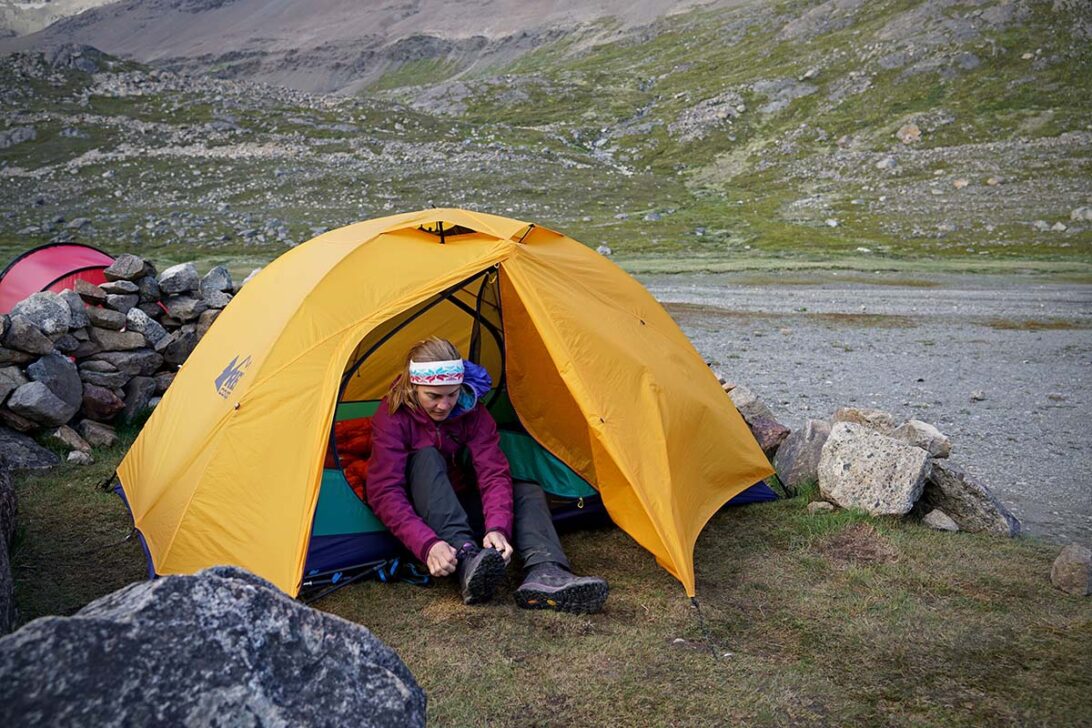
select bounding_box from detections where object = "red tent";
[0,243,114,313]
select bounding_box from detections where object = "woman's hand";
[483,531,513,564]
[426,541,459,577]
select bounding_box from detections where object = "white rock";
[818,422,930,516]
[922,509,959,532]
[892,419,951,458]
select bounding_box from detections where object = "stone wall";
[0,254,249,461]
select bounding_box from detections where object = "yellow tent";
[117,208,772,597]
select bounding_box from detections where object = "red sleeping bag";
[323,418,373,499]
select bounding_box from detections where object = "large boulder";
[892,419,951,458]
[922,461,1020,537]
[818,422,930,516]
[26,353,82,417]
[7,381,74,427]
[0,567,426,727]
[1050,544,1091,597]
[0,427,59,469]
[832,406,897,434]
[0,366,29,404]
[10,292,69,336]
[158,262,200,295]
[2,316,53,355]
[772,418,831,495]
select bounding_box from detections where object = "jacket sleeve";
[465,406,514,540]
[365,404,442,563]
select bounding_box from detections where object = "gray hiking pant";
[407,447,570,570]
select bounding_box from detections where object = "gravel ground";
[641,271,1092,546]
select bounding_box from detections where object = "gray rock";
[922,509,959,532]
[10,292,70,336]
[89,327,145,352]
[164,295,207,322]
[81,384,126,421]
[67,450,94,465]
[0,426,60,469]
[65,217,92,231]
[2,316,54,355]
[50,333,79,355]
[158,262,200,295]
[892,419,951,458]
[27,352,82,415]
[0,126,36,149]
[0,366,29,404]
[0,409,37,433]
[58,290,89,330]
[90,350,163,377]
[923,461,1020,537]
[79,368,130,389]
[807,500,835,514]
[0,566,425,726]
[728,384,775,423]
[74,279,107,305]
[153,371,175,394]
[196,309,221,338]
[103,254,151,282]
[1050,544,1091,596]
[50,425,90,453]
[0,316,5,340]
[875,156,898,170]
[0,348,33,366]
[747,415,790,458]
[122,376,157,422]
[7,381,72,427]
[105,293,139,313]
[99,280,140,295]
[1070,207,1092,222]
[135,276,160,304]
[832,406,897,434]
[71,339,102,359]
[202,290,233,310]
[77,420,117,448]
[970,389,986,402]
[200,266,233,295]
[773,419,831,495]
[162,330,198,367]
[125,308,168,348]
[87,306,127,331]
[818,422,930,516]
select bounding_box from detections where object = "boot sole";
[462,550,506,605]
[514,580,609,614]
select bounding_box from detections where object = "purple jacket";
[365,396,514,563]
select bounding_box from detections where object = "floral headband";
[408,358,464,385]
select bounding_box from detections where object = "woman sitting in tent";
[365,336,608,613]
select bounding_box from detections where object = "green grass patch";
[9,441,1091,726]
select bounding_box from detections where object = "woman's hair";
[387,336,461,414]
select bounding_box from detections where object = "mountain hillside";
[0,0,1088,271]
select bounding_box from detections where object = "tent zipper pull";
[577,497,584,509]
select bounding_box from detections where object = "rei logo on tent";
[215,355,251,399]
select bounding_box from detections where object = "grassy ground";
[9,442,1090,726]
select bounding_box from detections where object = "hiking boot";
[455,542,506,605]
[514,562,608,614]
